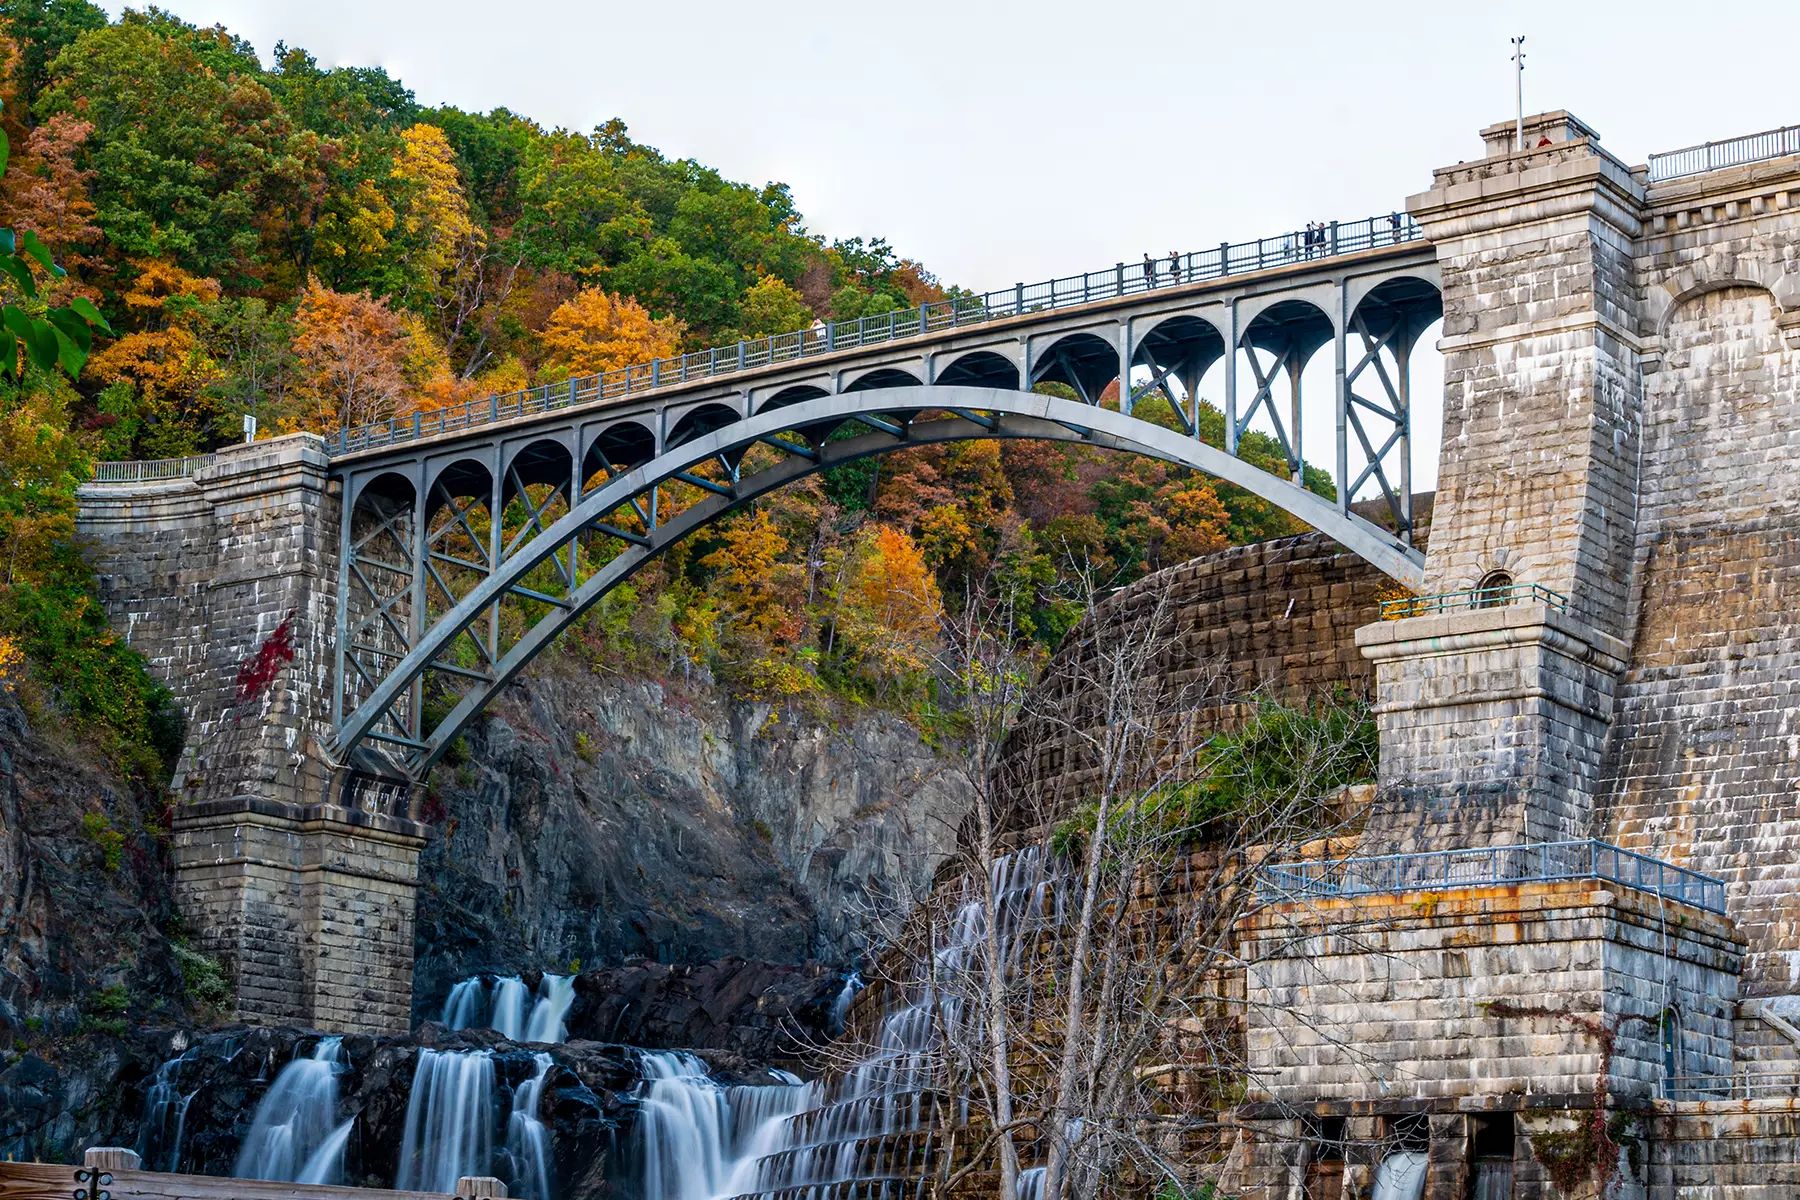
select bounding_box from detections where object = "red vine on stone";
[235,611,298,713]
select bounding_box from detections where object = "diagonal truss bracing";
[330,386,1427,783]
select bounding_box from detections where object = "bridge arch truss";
[329,244,1442,784]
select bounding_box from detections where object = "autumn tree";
[832,524,942,694]
[735,273,813,338]
[85,259,224,454]
[537,286,681,380]
[285,279,410,430]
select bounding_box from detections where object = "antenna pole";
[1511,36,1526,151]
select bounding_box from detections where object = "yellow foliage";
[0,634,22,687]
[393,123,480,293]
[699,509,798,643]
[539,288,683,380]
[313,176,396,267]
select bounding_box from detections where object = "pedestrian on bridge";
[1143,252,1158,287]
[1168,249,1181,283]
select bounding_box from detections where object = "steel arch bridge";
[328,217,1441,786]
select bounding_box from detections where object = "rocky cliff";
[412,660,967,1023]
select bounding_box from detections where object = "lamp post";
[1510,36,1527,152]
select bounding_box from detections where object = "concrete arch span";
[330,385,1426,783]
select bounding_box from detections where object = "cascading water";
[440,974,576,1044]
[444,978,486,1029]
[630,850,1058,1200]
[235,1038,355,1185]
[136,1045,204,1173]
[525,975,576,1044]
[502,1054,557,1200]
[492,977,531,1041]
[827,973,863,1036]
[396,1049,497,1194]
[630,1052,813,1200]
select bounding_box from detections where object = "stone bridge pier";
[77,437,424,1034]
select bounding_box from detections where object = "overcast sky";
[94,1,1797,493]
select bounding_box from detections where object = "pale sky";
[94,1,1799,494]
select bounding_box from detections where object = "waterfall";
[492,977,531,1041]
[502,1054,556,1200]
[630,850,1057,1199]
[439,974,574,1044]
[630,1051,815,1200]
[1018,1166,1047,1200]
[136,1046,202,1172]
[444,978,486,1029]
[235,1038,352,1185]
[525,975,576,1044]
[828,972,863,1035]
[397,1049,496,1194]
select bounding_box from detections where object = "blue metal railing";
[1258,839,1727,914]
[328,211,1425,456]
[89,455,216,484]
[1378,581,1569,620]
[1648,122,1800,182]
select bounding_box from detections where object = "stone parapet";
[170,793,426,1033]
[1356,603,1628,849]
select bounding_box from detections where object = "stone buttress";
[78,435,425,1034]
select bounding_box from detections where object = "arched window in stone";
[1660,1007,1685,1098]
[1473,569,1513,608]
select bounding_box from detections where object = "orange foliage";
[839,525,942,679]
[285,280,411,430]
[539,287,683,380]
[87,261,225,425]
[0,113,102,294]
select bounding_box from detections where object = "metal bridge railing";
[1258,839,1728,915]
[89,455,216,484]
[1647,122,1800,182]
[330,211,1425,456]
[1378,581,1569,620]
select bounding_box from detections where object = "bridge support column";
[79,434,427,1033]
[1359,111,1647,849]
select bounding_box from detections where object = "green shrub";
[81,811,125,870]
[173,942,231,1009]
[90,982,130,1014]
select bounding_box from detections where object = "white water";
[1373,1150,1429,1200]
[492,978,531,1041]
[633,1052,814,1200]
[235,1038,351,1185]
[525,975,576,1044]
[503,1054,556,1200]
[396,1049,496,1193]
[631,850,1058,1199]
[443,978,486,1029]
[137,1045,203,1173]
[441,974,576,1044]
[828,972,863,1036]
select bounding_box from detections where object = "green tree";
[0,0,106,108]
[37,15,305,286]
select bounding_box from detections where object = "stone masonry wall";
[77,435,341,808]
[1598,278,1800,995]
[995,516,1423,819]
[1240,880,1743,1110]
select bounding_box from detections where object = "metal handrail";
[89,455,216,484]
[329,212,1425,456]
[1648,122,1800,182]
[1665,1071,1800,1102]
[1379,581,1569,620]
[1258,839,1728,915]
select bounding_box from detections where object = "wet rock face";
[413,667,966,1022]
[565,959,842,1066]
